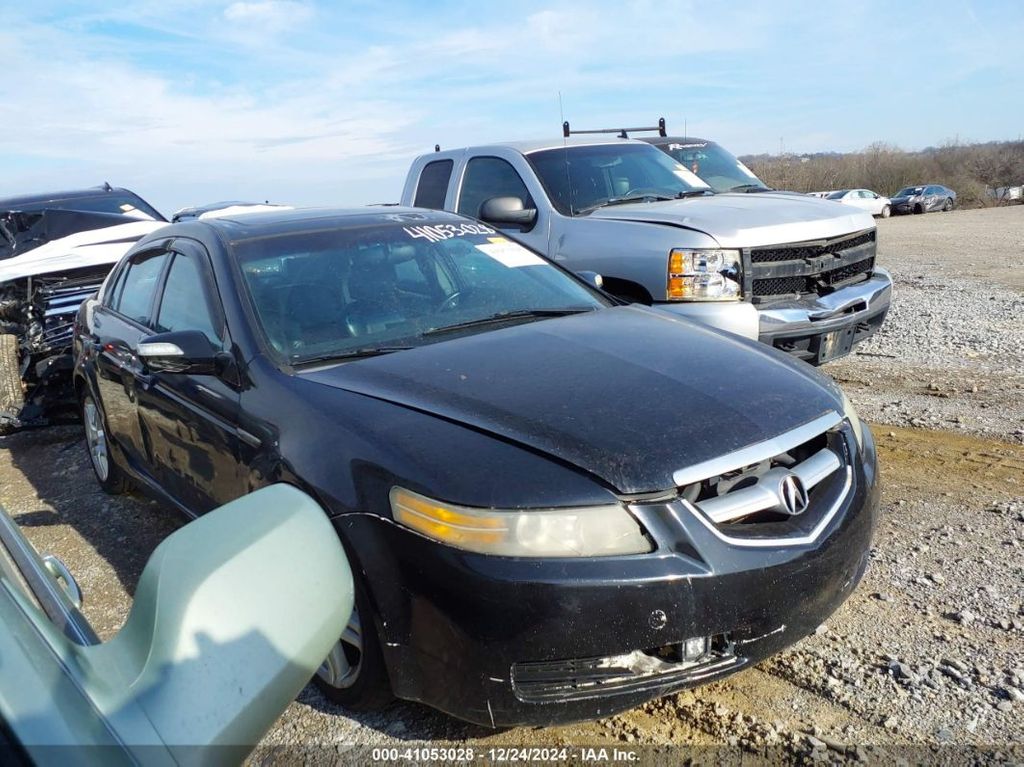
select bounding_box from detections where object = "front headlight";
[840,389,865,450]
[668,249,741,301]
[390,488,652,557]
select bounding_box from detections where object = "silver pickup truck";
[400,136,892,364]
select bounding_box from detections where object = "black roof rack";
[562,117,667,139]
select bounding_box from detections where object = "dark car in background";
[0,185,166,430]
[642,135,773,194]
[890,184,956,214]
[72,206,879,727]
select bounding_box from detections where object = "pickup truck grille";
[33,268,108,353]
[748,229,876,301]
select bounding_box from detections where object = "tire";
[880,205,891,218]
[0,334,24,416]
[80,392,131,494]
[313,574,394,710]
[943,198,953,212]
[914,204,924,214]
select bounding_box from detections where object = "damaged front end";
[0,205,166,431]
[0,266,112,429]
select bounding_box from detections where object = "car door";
[135,239,246,514]
[924,186,939,211]
[455,154,548,253]
[89,248,171,473]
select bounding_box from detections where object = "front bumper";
[335,427,879,727]
[757,268,892,364]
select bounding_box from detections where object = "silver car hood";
[588,193,874,247]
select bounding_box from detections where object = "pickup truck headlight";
[390,488,652,557]
[668,249,742,301]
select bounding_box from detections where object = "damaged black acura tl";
[71,207,879,727]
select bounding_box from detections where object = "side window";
[155,251,223,343]
[413,160,454,210]
[103,263,130,308]
[457,157,533,219]
[114,252,170,326]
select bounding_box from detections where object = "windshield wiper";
[576,190,711,215]
[728,183,771,193]
[423,308,593,337]
[291,345,413,365]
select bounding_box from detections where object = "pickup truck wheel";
[81,393,130,494]
[0,334,24,419]
[880,205,891,218]
[314,577,393,710]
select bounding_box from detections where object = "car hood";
[587,193,873,247]
[300,306,842,494]
[0,221,165,283]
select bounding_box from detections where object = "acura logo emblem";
[779,475,809,516]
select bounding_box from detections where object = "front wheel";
[314,578,393,710]
[81,392,130,494]
[880,205,891,218]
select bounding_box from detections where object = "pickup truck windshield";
[234,222,607,364]
[656,141,770,194]
[528,144,711,216]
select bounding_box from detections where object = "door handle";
[42,554,83,609]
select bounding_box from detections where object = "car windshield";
[233,221,609,364]
[654,141,770,194]
[527,143,711,216]
[896,187,924,196]
[826,190,849,199]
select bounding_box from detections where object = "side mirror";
[576,271,604,289]
[479,196,538,228]
[84,485,353,759]
[137,330,224,375]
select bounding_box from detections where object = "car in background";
[74,206,878,727]
[0,185,166,430]
[825,189,892,218]
[890,185,956,214]
[640,135,772,194]
[171,201,293,222]
[0,484,352,763]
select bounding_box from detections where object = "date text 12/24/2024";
[370,746,640,763]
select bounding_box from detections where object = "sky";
[1,0,1022,215]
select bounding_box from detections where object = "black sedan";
[72,207,879,726]
[890,184,956,214]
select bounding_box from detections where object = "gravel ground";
[0,206,1022,761]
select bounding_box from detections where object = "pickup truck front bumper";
[757,267,892,364]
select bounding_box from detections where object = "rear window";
[413,160,454,210]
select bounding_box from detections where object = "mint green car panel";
[1,484,353,762]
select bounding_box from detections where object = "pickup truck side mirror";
[479,196,537,228]
[137,330,227,376]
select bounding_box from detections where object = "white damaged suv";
[401,136,892,365]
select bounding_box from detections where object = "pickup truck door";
[453,152,550,254]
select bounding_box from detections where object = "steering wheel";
[436,291,463,312]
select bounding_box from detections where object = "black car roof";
[193,206,467,242]
[0,185,135,207]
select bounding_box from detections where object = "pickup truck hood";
[301,306,842,494]
[588,193,874,248]
[0,221,165,283]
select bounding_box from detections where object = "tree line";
[740,140,1024,207]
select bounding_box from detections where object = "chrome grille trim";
[671,411,842,487]
[678,466,853,548]
[699,447,841,524]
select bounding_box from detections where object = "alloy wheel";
[317,607,363,690]
[83,396,109,481]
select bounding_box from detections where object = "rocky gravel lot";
[0,206,1021,762]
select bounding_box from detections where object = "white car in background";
[826,189,892,218]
